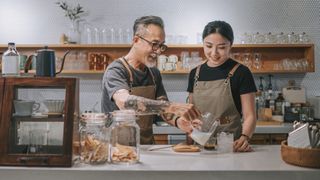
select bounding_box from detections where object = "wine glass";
[242,53,252,69]
[253,53,262,69]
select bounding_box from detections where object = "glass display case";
[0,77,78,167]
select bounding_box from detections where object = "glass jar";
[79,113,109,164]
[109,110,140,165]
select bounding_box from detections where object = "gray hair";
[133,15,164,36]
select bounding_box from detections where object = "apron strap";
[147,67,157,90]
[119,57,133,90]
[225,63,241,84]
[194,60,207,86]
[120,57,157,91]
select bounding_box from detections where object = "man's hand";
[165,102,201,121]
[176,117,202,134]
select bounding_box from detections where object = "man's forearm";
[124,95,171,115]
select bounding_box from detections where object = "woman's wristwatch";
[241,133,251,141]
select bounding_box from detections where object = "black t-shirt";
[187,59,257,115]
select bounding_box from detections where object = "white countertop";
[153,123,293,134]
[0,145,319,180]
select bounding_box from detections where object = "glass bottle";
[256,91,265,120]
[109,110,140,165]
[258,76,264,92]
[265,75,274,109]
[79,113,109,164]
[274,93,285,115]
[2,42,20,76]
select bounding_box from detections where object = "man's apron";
[192,62,242,140]
[119,58,156,144]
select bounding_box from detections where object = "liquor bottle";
[265,74,274,110]
[1,42,20,76]
[258,76,264,92]
[275,93,285,115]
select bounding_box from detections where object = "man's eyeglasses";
[137,35,167,52]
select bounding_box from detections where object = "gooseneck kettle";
[24,46,70,77]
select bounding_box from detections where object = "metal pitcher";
[24,46,70,77]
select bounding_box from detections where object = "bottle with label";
[275,93,285,115]
[1,42,20,76]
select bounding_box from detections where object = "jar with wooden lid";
[79,113,109,164]
[109,110,140,164]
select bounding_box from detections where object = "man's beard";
[144,54,157,68]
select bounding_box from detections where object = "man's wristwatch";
[174,116,180,128]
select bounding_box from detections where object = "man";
[101,15,200,144]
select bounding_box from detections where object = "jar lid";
[112,110,136,121]
[81,113,108,124]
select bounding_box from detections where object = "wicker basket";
[281,140,320,168]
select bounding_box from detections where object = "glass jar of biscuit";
[79,113,109,164]
[109,110,140,165]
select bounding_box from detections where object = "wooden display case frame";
[0,77,77,167]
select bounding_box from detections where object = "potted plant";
[56,1,86,44]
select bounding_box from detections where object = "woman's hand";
[233,135,253,152]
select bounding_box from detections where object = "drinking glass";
[253,32,264,44]
[253,53,262,69]
[196,32,202,44]
[117,28,124,44]
[102,28,108,44]
[276,32,287,44]
[93,27,101,44]
[230,52,241,62]
[28,129,48,153]
[217,132,234,153]
[301,58,309,71]
[125,28,132,43]
[240,32,252,44]
[287,32,298,44]
[84,27,93,44]
[242,53,252,69]
[110,28,115,44]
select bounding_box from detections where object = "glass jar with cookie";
[79,113,109,164]
[109,110,140,165]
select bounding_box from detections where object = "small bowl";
[43,99,65,114]
[281,140,320,168]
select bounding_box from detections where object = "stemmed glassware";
[242,53,252,69]
[253,53,262,70]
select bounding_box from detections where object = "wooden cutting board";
[256,120,283,126]
[173,142,200,152]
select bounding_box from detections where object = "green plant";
[56,1,85,21]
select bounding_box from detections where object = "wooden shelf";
[0,43,314,49]
[1,43,314,74]
[23,69,190,75]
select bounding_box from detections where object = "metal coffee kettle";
[24,46,70,77]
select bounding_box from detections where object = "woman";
[187,21,257,152]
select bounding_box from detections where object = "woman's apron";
[119,58,156,144]
[192,62,242,140]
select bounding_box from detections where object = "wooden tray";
[281,140,320,168]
